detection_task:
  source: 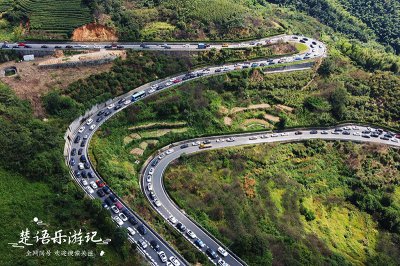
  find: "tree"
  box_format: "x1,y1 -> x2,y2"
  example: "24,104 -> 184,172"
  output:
329,87 -> 348,119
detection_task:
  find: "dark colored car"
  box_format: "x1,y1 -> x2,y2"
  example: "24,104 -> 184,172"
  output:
150,240 -> 160,251
122,209 -> 131,216
128,216 -> 138,225
295,131 -> 302,135
87,171 -> 94,178
41,45 -> 48,48
151,159 -> 159,167
206,248 -> 218,260
69,158 -> 75,166
137,224 -> 147,235
81,171 -> 87,178
310,130 -> 318,134
96,116 -> 103,123
74,170 -> 81,178
362,130 -> 371,134
176,222 -> 186,232
78,148 -> 83,155
105,197 -> 113,206
74,135 -> 81,143
149,191 -> 156,200
24,45 -> 32,48
104,110 -> 111,116
70,148 -> 76,156
342,131 -> 350,135
80,140 -> 86,147
54,45 -> 62,49
97,110 -> 105,116
203,140 -> 211,144
65,45 -> 73,49
80,155 -> 87,162
180,144 -> 189,149
102,185 -> 111,194
84,162 -> 90,169
96,189 -> 105,197
109,194 -> 117,202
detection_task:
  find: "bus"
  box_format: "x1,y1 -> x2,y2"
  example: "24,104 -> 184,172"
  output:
131,91 -> 146,101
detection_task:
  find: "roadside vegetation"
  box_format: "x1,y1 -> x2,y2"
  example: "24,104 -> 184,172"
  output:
164,141 -> 400,265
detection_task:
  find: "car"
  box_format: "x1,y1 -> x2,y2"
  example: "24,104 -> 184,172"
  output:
107,103 -> 115,109
102,185 -> 111,194
104,198 -> 112,209
78,126 -> 85,133
69,158 -> 75,166
176,222 -> 186,232
90,181 -> 98,189
149,191 -> 156,200
151,159 -> 159,166
342,131 -> 350,135
149,167 -> 155,175
83,134 -> 89,140
74,135 -> 81,143
168,216 -> 177,224
249,136 -> 258,140
294,131 -> 303,135
80,140 -> 86,147
65,45 -> 73,49
271,134 -> 278,137
147,183 -> 153,191
138,239 -> 147,249
380,136 -> 390,141
96,180 -> 105,187
84,162 -> 90,169
104,110 -> 111,116
115,201 -> 124,210
362,135 -> 371,138
101,202 -> 109,210
362,130 -> 371,134
187,230 -> 196,239
96,116 -> 103,123
158,251 -> 167,262
87,171 -> 94,178
353,132 -> 361,136
226,137 -> 235,142
81,179 -> 88,186
137,224 -> 147,235
128,216 -> 138,225
391,138 -> 399,143
114,104 -> 122,110
124,99 -> 131,105
70,149 -> 76,156
127,227 -> 136,236
260,135 -> 269,139
218,259 -> 229,266
81,171 -> 87,178
122,208 -> 131,217
166,148 -> 174,154
89,124 -> 96,130
206,248 -> 219,260
41,45 -> 48,48
74,170 -> 81,178
158,153 -> 166,160
321,131 -> 328,134
97,110 -> 105,116
78,163 -> 84,170
119,213 -> 128,222
192,141 -> 200,146
169,256 -> 180,266
111,205 -> 119,214
96,189 -> 105,197
109,194 -> 117,202
113,216 -> 124,226
150,240 -> 160,251
80,155 -> 87,162
85,186 -> 94,194
154,199 -> 162,207
218,247 -> 228,257
86,118 -> 93,125
310,130 -> 318,134
194,238 -> 205,248
78,148 -> 83,155
24,45 -> 32,48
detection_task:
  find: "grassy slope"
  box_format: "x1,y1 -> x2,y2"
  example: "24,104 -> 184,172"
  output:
163,142 -> 400,265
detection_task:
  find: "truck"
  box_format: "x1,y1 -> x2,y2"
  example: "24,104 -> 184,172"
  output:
199,143 -> 212,149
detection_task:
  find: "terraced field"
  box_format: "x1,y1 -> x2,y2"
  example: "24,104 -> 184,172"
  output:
15,0 -> 92,37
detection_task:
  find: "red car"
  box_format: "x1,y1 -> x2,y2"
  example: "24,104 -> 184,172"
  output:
96,180 -> 106,187
396,134 -> 400,139
173,79 -> 181,83
115,201 -> 123,210
18,42 -> 26,47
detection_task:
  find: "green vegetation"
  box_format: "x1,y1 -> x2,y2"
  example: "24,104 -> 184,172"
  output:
0,82 -> 144,265
0,0 -> 92,39
164,141 -> 400,265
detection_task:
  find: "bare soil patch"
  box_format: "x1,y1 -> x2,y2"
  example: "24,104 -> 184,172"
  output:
224,116 -> 232,126
230,103 -> 271,114
264,113 -> 280,122
275,104 -> 294,112
72,23 -> 118,42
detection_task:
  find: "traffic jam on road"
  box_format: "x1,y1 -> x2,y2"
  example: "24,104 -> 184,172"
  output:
66,35 -> 328,265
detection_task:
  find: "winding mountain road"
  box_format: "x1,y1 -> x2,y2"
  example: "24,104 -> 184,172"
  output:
61,34 -> 399,266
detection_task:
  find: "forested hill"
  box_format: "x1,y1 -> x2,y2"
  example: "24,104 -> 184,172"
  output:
265,0 -> 400,54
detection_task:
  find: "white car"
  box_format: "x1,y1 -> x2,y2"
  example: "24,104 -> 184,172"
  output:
149,167 -> 155,175
169,256 -> 180,266
192,141 -> 201,146
165,82 -> 173,86
281,132 -> 289,136
89,124 -> 96,130
158,153 -> 166,160
113,216 -> 124,226
78,163 -> 84,170
124,99 -> 131,105
186,230 -> 196,239
86,118 -> 93,125
353,132 -> 361,136
218,259 -> 229,266
148,88 -> 156,94
352,126 -> 359,130
93,45 -> 101,49
107,103 -> 115,109
119,213 -> 128,222
83,134 -> 89,139
78,126 -> 85,133
138,239 -> 148,249
260,135 -> 269,139
154,199 -> 162,207
168,216 -> 177,224
391,138 -> 399,143
127,227 -> 136,236
158,251 -> 167,262
85,186 -> 94,194
321,131 -> 328,134
166,148 -> 174,155
81,179 -> 88,186
218,247 -> 228,257
249,136 -> 257,140
169,78 -> 176,82
147,183 -> 153,191
271,134 -> 278,137
89,181 -> 98,189
146,175 -> 152,182
111,205 -> 119,214
81,45 -> 88,49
